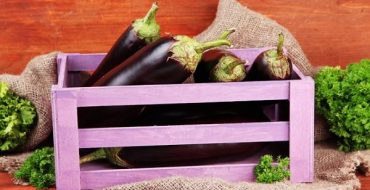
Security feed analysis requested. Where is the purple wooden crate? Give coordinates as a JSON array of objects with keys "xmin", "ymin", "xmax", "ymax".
[{"xmin": 51, "ymin": 48, "xmax": 314, "ymax": 190}]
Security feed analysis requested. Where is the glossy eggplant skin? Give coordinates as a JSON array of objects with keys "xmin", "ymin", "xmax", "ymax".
[
  {"xmin": 84, "ymin": 26, "xmax": 147, "ymax": 86},
  {"xmin": 94, "ymin": 36, "xmax": 191, "ymax": 86},
  {"xmin": 79, "ymin": 36, "xmax": 191, "ymax": 128},
  {"xmin": 118, "ymin": 143, "xmax": 265, "ymax": 167}
]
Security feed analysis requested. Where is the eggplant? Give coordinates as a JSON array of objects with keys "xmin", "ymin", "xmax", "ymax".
[
  {"xmin": 246, "ymin": 33, "xmax": 292, "ymax": 81},
  {"xmin": 194, "ymin": 49, "xmax": 246, "ymax": 82},
  {"xmin": 132, "ymin": 102, "xmax": 269, "ymax": 126},
  {"xmin": 78, "ymin": 34, "xmax": 231, "ymax": 128},
  {"xmin": 83, "ymin": 2, "xmax": 160, "ymax": 86},
  {"xmin": 80, "ymin": 143, "xmax": 265, "ymax": 168},
  {"xmin": 94, "ymin": 35, "xmax": 231, "ymax": 86},
  {"xmin": 194, "ymin": 28, "xmax": 246, "ymax": 83}
]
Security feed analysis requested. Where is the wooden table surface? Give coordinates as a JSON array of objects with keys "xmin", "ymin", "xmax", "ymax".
[{"xmin": 0, "ymin": 0, "xmax": 369, "ymax": 189}]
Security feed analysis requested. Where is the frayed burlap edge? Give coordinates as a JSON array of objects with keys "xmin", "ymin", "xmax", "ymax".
[{"xmin": 0, "ymin": 152, "xmax": 32, "ymax": 186}]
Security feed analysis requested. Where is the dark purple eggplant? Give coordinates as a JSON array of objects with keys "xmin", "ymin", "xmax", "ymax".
[
  {"xmin": 93, "ymin": 35, "xmax": 231, "ymax": 86},
  {"xmin": 83, "ymin": 2, "xmax": 160, "ymax": 86},
  {"xmin": 246, "ymin": 33, "xmax": 292, "ymax": 81},
  {"xmin": 80, "ymin": 143, "xmax": 265, "ymax": 168},
  {"xmin": 78, "ymin": 34, "xmax": 231, "ymax": 128}
]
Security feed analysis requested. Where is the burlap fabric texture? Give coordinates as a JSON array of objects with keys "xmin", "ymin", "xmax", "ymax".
[{"xmin": 0, "ymin": 52, "xmax": 58, "ymax": 151}]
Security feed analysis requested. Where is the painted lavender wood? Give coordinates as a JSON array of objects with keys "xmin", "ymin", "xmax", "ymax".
[
  {"xmin": 56, "ymin": 54, "xmax": 68, "ymax": 88},
  {"xmin": 79, "ymin": 122, "xmax": 289, "ymax": 148},
  {"xmin": 57, "ymin": 81, "xmax": 289, "ymax": 107},
  {"xmin": 80, "ymin": 163, "xmax": 257, "ymax": 189},
  {"xmin": 51, "ymin": 90, "xmax": 81, "ymax": 189},
  {"xmin": 289, "ymin": 80, "xmax": 315, "ymax": 182},
  {"xmin": 52, "ymin": 49, "xmax": 315, "ymax": 189}
]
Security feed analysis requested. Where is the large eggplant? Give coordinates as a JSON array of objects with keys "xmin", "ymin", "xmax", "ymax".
[
  {"xmin": 83, "ymin": 3, "xmax": 160, "ymax": 86},
  {"xmin": 79, "ymin": 35, "xmax": 231, "ymax": 128}
]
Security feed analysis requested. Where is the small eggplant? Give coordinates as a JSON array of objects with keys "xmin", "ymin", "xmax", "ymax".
[
  {"xmin": 194, "ymin": 49, "xmax": 246, "ymax": 82},
  {"xmin": 246, "ymin": 33, "xmax": 292, "ymax": 81},
  {"xmin": 80, "ymin": 143, "xmax": 265, "ymax": 168},
  {"xmin": 194, "ymin": 29, "xmax": 246, "ymax": 83},
  {"xmin": 83, "ymin": 2, "xmax": 160, "ymax": 86}
]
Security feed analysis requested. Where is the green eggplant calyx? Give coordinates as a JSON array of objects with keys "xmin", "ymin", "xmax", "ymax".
[
  {"xmin": 105, "ymin": 148, "xmax": 133, "ymax": 168},
  {"xmin": 80, "ymin": 149, "xmax": 107, "ymax": 164},
  {"xmin": 211, "ymin": 56, "xmax": 246, "ymax": 82},
  {"xmin": 263, "ymin": 50, "xmax": 291, "ymax": 80},
  {"xmin": 217, "ymin": 28, "xmax": 236, "ymax": 40},
  {"xmin": 132, "ymin": 2, "xmax": 160, "ymax": 44},
  {"xmin": 170, "ymin": 36, "xmax": 231, "ymax": 73}
]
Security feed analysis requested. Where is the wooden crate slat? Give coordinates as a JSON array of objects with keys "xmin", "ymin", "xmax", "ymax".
[
  {"xmin": 55, "ymin": 81, "xmax": 290, "ymax": 107},
  {"xmin": 80, "ymin": 163, "xmax": 257, "ymax": 190},
  {"xmin": 289, "ymin": 80, "xmax": 315, "ymax": 182},
  {"xmin": 52, "ymin": 92, "xmax": 81, "ymax": 189},
  {"xmin": 79, "ymin": 122, "xmax": 289, "ymax": 148}
]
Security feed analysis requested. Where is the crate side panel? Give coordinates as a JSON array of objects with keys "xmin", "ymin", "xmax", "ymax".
[{"xmin": 79, "ymin": 122, "xmax": 289, "ymax": 148}]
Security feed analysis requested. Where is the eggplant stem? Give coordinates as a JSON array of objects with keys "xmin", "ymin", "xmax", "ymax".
[
  {"xmin": 143, "ymin": 2, "xmax": 159, "ymax": 24},
  {"xmin": 80, "ymin": 149, "xmax": 107, "ymax": 164},
  {"xmin": 218, "ymin": 28, "xmax": 236, "ymax": 40},
  {"xmin": 195, "ymin": 39, "xmax": 231, "ymax": 54},
  {"xmin": 277, "ymin": 33, "xmax": 284, "ymax": 57}
]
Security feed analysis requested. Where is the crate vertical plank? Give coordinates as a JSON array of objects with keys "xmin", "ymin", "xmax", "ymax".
[
  {"xmin": 289, "ymin": 79, "xmax": 315, "ymax": 182},
  {"xmin": 52, "ymin": 90, "xmax": 81, "ymax": 190},
  {"xmin": 56, "ymin": 54, "xmax": 68, "ymax": 88}
]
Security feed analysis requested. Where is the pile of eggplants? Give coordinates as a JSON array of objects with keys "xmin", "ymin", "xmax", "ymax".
[{"xmin": 79, "ymin": 3, "xmax": 293, "ymax": 168}]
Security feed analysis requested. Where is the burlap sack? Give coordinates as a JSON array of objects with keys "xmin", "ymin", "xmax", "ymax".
[
  {"xmin": 104, "ymin": 143, "xmax": 370, "ymax": 190},
  {"xmin": 0, "ymin": 52, "xmax": 58, "ymax": 151}
]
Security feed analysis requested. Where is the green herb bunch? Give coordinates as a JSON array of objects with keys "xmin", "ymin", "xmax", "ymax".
[
  {"xmin": 254, "ymin": 154, "xmax": 290, "ymax": 183},
  {"xmin": 15, "ymin": 147, "xmax": 55, "ymax": 189},
  {"xmin": 315, "ymin": 59, "xmax": 370, "ymax": 152},
  {"xmin": 0, "ymin": 82, "xmax": 37, "ymax": 152}
]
